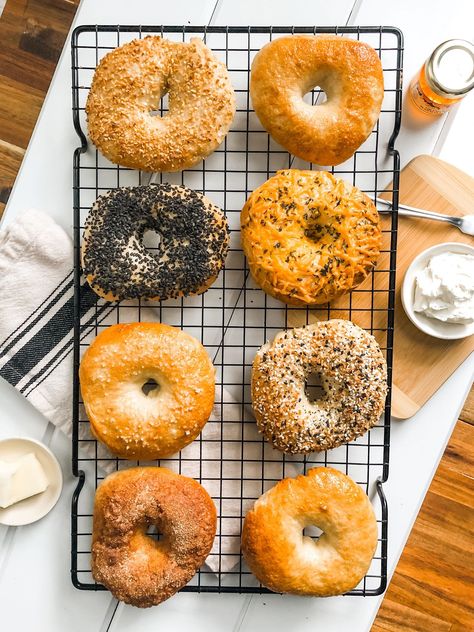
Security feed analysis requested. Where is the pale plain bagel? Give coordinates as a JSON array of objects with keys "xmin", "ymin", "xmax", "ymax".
[
  {"xmin": 241, "ymin": 467, "xmax": 378, "ymax": 596},
  {"xmin": 250, "ymin": 35, "xmax": 384, "ymax": 166},
  {"xmin": 80, "ymin": 322, "xmax": 215, "ymax": 460}
]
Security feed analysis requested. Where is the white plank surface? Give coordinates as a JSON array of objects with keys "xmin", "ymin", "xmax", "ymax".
[
  {"xmin": 435, "ymin": 91, "xmax": 474, "ymax": 175},
  {"xmin": 212, "ymin": 0, "xmax": 356, "ymax": 25},
  {"xmin": 109, "ymin": 593, "xmax": 249, "ymax": 632},
  {"xmin": 0, "ymin": 1, "xmax": 473, "ymax": 631}
]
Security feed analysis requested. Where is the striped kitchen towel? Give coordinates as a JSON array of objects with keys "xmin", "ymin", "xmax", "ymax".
[{"xmin": 0, "ymin": 209, "xmax": 108, "ymax": 438}]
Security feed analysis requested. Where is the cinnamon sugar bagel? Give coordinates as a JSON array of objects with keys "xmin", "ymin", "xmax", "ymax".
[
  {"xmin": 79, "ymin": 323, "xmax": 215, "ymax": 460},
  {"xmin": 86, "ymin": 36, "xmax": 235, "ymax": 172},
  {"xmin": 241, "ymin": 169, "xmax": 382, "ymax": 306},
  {"xmin": 92, "ymin": 467, "xmax": 216, "ymax": 607},
  {"xmin": 251, "ymin": 320, "xmax": 387, "ymax": 454},
  {"xmin": 241, "ymin": 467, "xmax": 378, "ymax": 596},
  {"xmin": 250, "ymin": 35, "xmax": 384, "ymax": 166}
]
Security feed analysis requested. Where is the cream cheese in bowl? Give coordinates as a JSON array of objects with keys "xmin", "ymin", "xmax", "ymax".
[
  {"xmin": 401, "ymin": 242, "xmax": 474, "ymax": 340},
  {"xmin": 413, "ymin": 252, "xmax": 474, "ymax": 324}
]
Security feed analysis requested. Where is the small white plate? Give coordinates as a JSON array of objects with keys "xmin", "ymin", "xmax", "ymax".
[
  {"xmin": 401, "ymin": 242, "xmax": 474, "ymax": 340},
  {"xmin": 0, "ymin": 437, "xmax": 63, "ymax": 526}
]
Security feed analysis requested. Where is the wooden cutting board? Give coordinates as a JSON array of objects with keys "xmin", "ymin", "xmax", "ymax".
[
  {"xmin": 381, "ymin": 155, "xmax": 474, "ymax": 418},
  {"xmin": 286, "ymin": 155, "xmax": 474, "ymax": 419}
]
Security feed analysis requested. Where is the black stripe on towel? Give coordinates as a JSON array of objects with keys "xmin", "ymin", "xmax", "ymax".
[
  {"xmin": 0, "ymin": 271, "xmax": 73, "ymax": 354},
  {"xmin": 0, "ymin": 283, "xmax": 99, "ymax": 387},
  {"xmin": 21, "ymin": 301, "xmax": 115, "ymax": 397},
  {"xmin": 0, "ymin": 272, "xmax": 74, "ymax": 357}
]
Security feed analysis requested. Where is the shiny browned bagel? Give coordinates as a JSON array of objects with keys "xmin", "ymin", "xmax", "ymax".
[
  {"xmin": 242, "ymin": 467, "xmax": 378, "ymax": 595},
  {"xmin": 250, "ymin": 35, "xmax": 384, "ymax": 165}
]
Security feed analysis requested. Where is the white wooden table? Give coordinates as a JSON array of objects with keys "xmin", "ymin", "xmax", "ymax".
[{"xmin": 0, "ymin": 1, "xmax": 473, "ymax": 630}]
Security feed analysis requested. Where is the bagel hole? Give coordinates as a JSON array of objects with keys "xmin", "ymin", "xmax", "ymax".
[
  {"xmin": 303, "ymin": 86, "xmax": 327, "ymax": 106},
  {"xmin": 303, "ymin": 525, "xmax": 324, "ymax": 540},
  {"xmin": 142, "ymin": 378, "xmax": 160, "ymax": 396},
  {"xmin": 304, "ymin": 372, "xmax": 325, "ymax": 403},
  {"xmin": 146, "ymin": 523, "xmax": 163, "ymax": 542},
  {"xmin": 149, "ymin": 93, "xmax": 169, "ymax": 117},
  {"xmin": 143, "ymin": 229, "xmax": 162, "ymax": 252}
]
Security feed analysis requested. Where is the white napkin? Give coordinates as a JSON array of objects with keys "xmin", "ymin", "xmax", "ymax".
[{"xmin": 0, "ymin": 209, "xmax": 289, "ymax": 574}]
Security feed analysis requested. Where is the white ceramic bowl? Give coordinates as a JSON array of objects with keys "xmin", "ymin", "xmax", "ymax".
[
  {"xmin": 401, "ymin": 242, "xmax": 474, "ymax": 340},
  {"xmin": 0, "ymin": 437, "xmax": 63, "ymax": 526}
]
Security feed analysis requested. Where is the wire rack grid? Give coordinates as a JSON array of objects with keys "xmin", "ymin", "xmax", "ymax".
[{"xmin": 71, "ymin": 25, "xmax": 403, "ymax": 596}]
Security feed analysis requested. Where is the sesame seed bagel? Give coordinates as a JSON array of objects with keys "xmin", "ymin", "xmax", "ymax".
[
  {"xmin": 92, "ymin": 467, "xmax": 216, "ymax": 607},
  {"xmin": 241, "ymin": 169, "xmax": 382, "ymax": 306},
  {"xmin": 241, "ymin": 467, "xmax": 378, "ymax": 596},
  {"xmin": 82, "ymin": 184, "xmax": 229, "ymax": 302},
  {"xmin": 251, "ymin": 320, "xmax": 387, "ymax": 454},
  {"xmin": 80, "ymin": 323, "xmax": 215, "ymax": 460},
  {"xmin": 86, "ymin": 36, "xmax": 236, "ymax": 172},
  {"xmin": 250, "ymin": 35, "xmax": 384, "ymax": 166}
]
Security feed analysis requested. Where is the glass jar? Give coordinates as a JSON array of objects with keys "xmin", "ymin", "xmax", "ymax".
[{"xmin": 409, "ymin": 39, "xmax": 474, "ymax": 115}]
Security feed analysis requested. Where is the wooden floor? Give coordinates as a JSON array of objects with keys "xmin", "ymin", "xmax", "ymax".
[{"xmin": 0, "ymin": 1, "xmax": 472, "ymax": 630}]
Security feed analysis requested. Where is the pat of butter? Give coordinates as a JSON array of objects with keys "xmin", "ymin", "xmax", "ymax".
[{"xmin": 0, "ymin": 453, "xmax": 49, "ymax": 509}]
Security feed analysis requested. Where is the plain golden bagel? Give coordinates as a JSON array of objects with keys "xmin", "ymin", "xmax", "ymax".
[
  {"xmin": 251, "ymin": 320, "xmax": 387, "ymax": 454},
  {"xmin": 250, "ymin": 35, "xmax": 384, "ymax": 165},
  {"xmin": 79, "ymin": 323, "xmax": 215, "ymax": 460},
  {"xmin": 86, "ymin": 36, "xmax": 236, "ymax": 172},
  {"xmin": 241, "ymin": 467, "xmax": 378, "ymax": 596},
  {"xmin": 92, "ymin": 467, "xmax": 217, "ymax": 607},
  {"xmin": 241, "ymin": 169, "xmax": 382, "ymax": 306}
]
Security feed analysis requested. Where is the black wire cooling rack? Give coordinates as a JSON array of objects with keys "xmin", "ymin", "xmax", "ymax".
[{"xmin": 71, "ymin": 25, "xmax": 403, "ymax": 596}]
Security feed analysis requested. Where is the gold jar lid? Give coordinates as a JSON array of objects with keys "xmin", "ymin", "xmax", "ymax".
[{"xmin": 425, "ymin": 39, "xmax": 474, "ymax": 97}]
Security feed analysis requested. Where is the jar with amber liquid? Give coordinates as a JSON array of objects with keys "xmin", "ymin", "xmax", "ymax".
[{"xmin": 410, "ymin": 39, "xmax": 474, "ymax": 115}]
